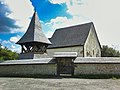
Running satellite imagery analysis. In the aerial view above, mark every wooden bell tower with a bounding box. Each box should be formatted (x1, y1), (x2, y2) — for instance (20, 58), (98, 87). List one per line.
(16, 11), (51, 59)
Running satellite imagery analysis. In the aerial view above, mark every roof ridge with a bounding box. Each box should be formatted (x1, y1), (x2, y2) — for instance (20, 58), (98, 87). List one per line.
(56, 22), (93, 31)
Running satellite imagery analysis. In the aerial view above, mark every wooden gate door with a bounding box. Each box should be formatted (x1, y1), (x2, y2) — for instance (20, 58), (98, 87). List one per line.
(57, 58), (74, 76)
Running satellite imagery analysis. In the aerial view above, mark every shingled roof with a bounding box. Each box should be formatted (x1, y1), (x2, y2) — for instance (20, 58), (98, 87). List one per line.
(16, 11), (51, 45)
(48, 22), (94, 48)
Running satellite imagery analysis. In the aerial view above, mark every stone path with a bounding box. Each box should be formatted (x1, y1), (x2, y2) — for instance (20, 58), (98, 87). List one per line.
(0, 77), (120, 90)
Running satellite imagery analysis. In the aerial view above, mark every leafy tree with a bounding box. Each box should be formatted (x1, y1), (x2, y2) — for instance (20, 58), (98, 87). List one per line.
(101, 45), (120, 57)
(0, 46), (19, 60)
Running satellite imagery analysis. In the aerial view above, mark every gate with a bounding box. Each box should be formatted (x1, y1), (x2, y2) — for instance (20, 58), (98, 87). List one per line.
(57, 58), (74, 76)
(54, 52), (77, 76)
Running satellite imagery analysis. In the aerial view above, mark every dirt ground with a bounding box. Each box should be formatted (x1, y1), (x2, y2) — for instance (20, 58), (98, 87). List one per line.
(0, 77), (120, 90)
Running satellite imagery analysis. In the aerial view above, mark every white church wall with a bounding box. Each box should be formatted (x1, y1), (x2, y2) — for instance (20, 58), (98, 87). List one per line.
(84, 26), (101, 57)
(47, 46), (83, 57)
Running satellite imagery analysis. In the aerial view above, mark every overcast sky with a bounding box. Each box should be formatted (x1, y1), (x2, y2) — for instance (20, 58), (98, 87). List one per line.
(0, 0), (120, 52)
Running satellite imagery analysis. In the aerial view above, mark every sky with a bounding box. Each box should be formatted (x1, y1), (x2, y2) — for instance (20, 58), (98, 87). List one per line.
(0, 0), (120, 52)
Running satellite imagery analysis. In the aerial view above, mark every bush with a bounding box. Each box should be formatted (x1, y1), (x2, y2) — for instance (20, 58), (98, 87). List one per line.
(0, 47), (19, 60)
(101, 45), (120, 57)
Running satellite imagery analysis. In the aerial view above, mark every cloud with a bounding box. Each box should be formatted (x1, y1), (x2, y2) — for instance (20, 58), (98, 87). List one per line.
(45, 31), (54, 38)
(49, 0), (68, 4)
(43, 15), (90, 38)
(72, 0), (120, 46)
(0, 35), (20, 52)
(1, 39), (20, 53)
(49, 0), (84, 15)
(10, 35), (20, 43)
(2, 40), (11, 45)
(0, 1), (20, 33)
(4, 0), (34, 33)
(46, 16), (90, 30)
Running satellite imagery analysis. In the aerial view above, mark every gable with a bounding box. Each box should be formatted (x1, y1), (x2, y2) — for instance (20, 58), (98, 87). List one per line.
(86, 24), (101, 49)
(84, 24), (101, 57)
(48, 22), (93, 48)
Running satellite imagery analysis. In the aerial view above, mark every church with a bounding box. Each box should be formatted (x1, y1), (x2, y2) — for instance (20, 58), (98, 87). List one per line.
(16, 10), (101, 59)
(47, 22), (101, 57)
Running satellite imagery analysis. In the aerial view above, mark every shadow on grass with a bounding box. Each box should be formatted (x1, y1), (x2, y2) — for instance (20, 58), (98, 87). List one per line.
(72, 74), (120, 79)
(0, 74), (120, 79)
(0, 75), (61, 79)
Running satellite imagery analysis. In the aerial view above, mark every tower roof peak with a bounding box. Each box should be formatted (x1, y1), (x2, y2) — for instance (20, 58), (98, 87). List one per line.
(16, 11), (51, 45)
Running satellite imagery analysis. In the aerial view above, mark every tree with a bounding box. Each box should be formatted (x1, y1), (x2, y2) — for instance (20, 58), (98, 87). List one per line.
(0, 46), (19, 60)
(101, 45), (120, 57)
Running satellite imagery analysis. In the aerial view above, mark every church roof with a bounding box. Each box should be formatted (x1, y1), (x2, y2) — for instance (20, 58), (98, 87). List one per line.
(48, 22), (93, 48)
(16, 11), (51, 45)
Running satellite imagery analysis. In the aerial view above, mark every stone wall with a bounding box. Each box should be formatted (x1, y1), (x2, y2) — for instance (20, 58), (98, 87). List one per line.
(74, 64), (120, 75)
(0, 58), (120, 76)
(47, 46), (83, 57)
(0, 64), (57, 76)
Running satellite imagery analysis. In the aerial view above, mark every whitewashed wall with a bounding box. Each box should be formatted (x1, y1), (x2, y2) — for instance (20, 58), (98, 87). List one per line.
(47, 46), (83, 57)
(84, 26), (101, 57)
